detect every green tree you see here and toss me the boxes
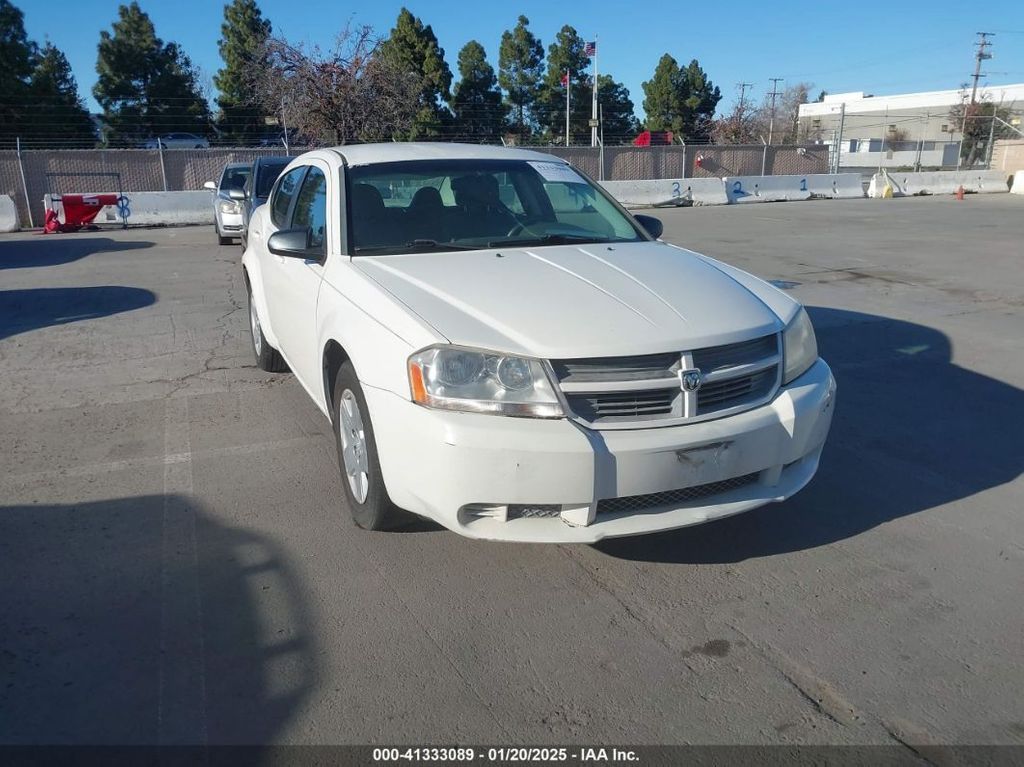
[680,58,720,142]
[0,0,37,142]
[451,40,506,142]
[597,75,639,143]
[30,43,95,145]
[950,98,1018,167]
[94,2,211,145]
[214,0,271,145]
[498,15,543,142]
[641,54,720,142]
[641,54,685,133]
[379,8,452,139]
[536,25,591,144]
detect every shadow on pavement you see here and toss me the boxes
[0,495,317,745]
[596,306,1024,564]
[0,286,156,341]
[0,236,152,270]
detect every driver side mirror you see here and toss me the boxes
[634,214,663,239]
[203,181,216,191]
[267,227,323,261]
[227,187,246,201]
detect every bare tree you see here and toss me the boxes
[249,25,420,145]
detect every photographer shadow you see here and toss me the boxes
[596,306,1023,564]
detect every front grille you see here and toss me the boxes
[566,389,677,421]
[552,352,679,383]
[692,335,777,371]
[596,473,760,516]
[698,367,777,414]
[551,333,781,428]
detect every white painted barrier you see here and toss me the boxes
[0,194,18,232]
[723,175,813,204]
[44,190,214,226]
[802,173,865,199]
[1011,171,1024,195]
[600,178,728,207]
[868,170,1009,198]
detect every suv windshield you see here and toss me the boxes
[220,166,249,191]
[346,159,645,254]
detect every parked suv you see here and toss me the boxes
[237,155,294,250]
[241,144,835,542]
[203,162,251,245]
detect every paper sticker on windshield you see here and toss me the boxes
[527,161,586,184]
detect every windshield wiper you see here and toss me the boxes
[354,240,477,254]
[487,233,613,248]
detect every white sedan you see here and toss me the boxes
[241,144,835,542]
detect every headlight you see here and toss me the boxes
[408,346,564,418]
[218,199,239,214]
[782,307,818,384]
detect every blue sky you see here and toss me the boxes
[21,0,1024,117]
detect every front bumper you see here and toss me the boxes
[216,209,244,233]
[366,358,836,543]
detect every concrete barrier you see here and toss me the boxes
[723,175,813,204]
[1011,171,1024,195]
[0,194,18,232]
[868,170,1009,198]
[600,178,728,207]
[802,173,865,199]
[44,190,214,226]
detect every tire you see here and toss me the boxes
[246,284,287,372]
[332,362,405,531]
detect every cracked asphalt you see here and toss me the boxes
[0,195,1022,750]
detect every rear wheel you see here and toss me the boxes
[246,285,287,372]
[332,362,405,531]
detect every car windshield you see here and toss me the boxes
[256,161,290,198]
[220,167,249,191]
[346,159,645,255]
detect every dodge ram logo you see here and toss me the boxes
[680,369,703,392]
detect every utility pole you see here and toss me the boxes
[960,32,994,169]
[766,78,783,145]
[969,32,994,105]
[736,82,753,141]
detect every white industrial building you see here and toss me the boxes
[798,83,1024,169]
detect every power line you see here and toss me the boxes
[767,77,783,145]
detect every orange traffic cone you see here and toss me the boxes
[955,185,965,200]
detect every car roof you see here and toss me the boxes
[255,155,294,165]
[329,142,569,167]
[223,162,249,171]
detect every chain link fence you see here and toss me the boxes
[0,144,827,228]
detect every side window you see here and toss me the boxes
[291,167,327,252]
[270,167,305,227]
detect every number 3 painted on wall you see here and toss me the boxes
[671,181,681,199]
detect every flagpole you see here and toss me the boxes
[565,69,570,147]
[591,36,599,147]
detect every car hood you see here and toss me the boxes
[354,241,790,359]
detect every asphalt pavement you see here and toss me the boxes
[1,195,1022,749]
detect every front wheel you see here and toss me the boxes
[246,285,287,372]
[332,362,405,531]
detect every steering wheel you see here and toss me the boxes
[506,222,527,238]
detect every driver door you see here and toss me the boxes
[262,164,328,394]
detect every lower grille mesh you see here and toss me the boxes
[596,473,760,516]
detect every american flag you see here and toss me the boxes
[584,40,596,57]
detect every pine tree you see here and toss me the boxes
[642,54,686,134]
[642,54,720,142]
[379,8,452,139]
[597,75,639,144]
[680,59,720,142]
[498,15,543,142]
[0,0,37,142]
[536,25,591,144]
[30,43,95,145]
[451,41,506,142]
[214,0,271,145]
[94,2,211,145]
